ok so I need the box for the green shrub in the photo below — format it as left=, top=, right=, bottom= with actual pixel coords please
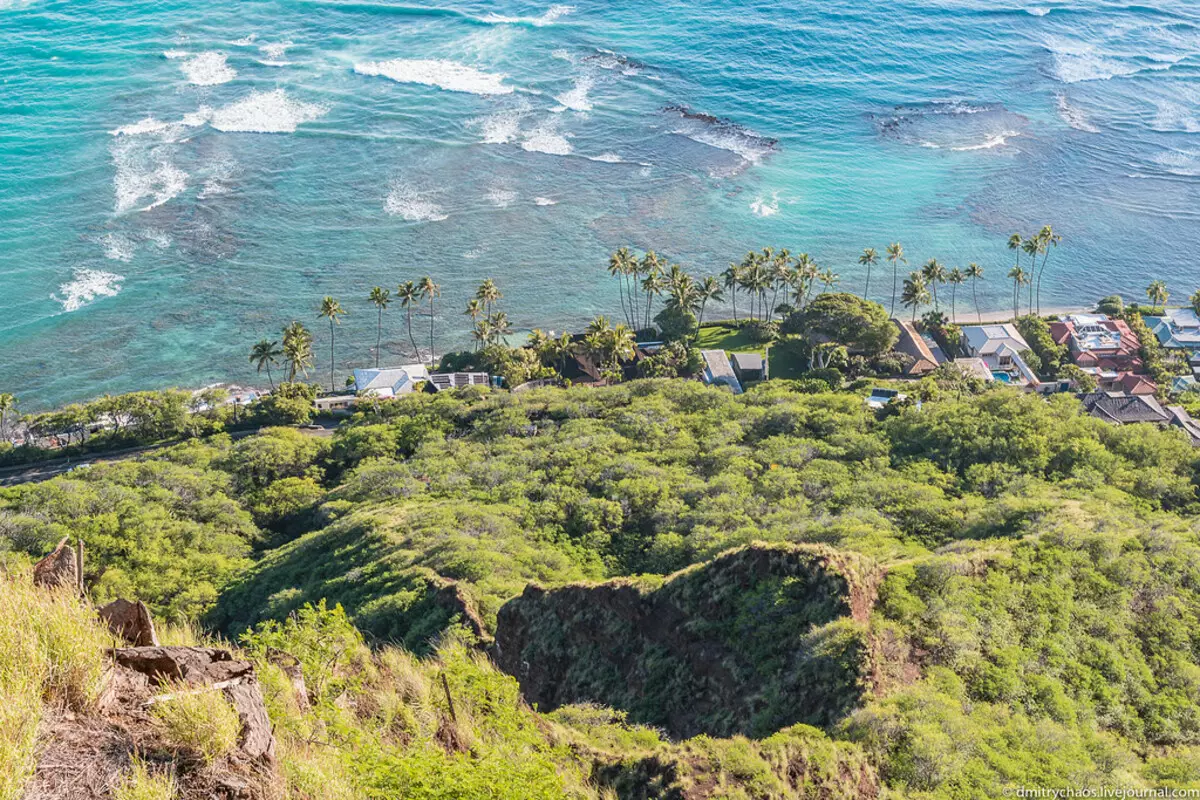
left=150, top=686, right=241, bottom=764
left=112, top=758, right=177, bottom=800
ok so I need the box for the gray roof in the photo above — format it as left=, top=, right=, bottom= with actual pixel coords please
left=700, top=350, right=743, bottom=394
left=428, top=372, right=490, bottom=391
left=730, top=352, right=764, bottom=371
left=1078, top=392, right=1169, bottom=425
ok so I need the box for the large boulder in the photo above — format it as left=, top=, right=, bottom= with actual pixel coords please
left=98, top=598, right=159, bottom=647
left=110, top=646, right=253, bottom=685
left=112, top=646, right=276, bottom=767
left=33, top=536, right=79, bottom=591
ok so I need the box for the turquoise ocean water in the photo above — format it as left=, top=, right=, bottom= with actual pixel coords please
left=2, top=0, right=1199, bottom=406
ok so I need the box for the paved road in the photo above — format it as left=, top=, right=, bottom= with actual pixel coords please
left=0, top=422, right=337, bottom=487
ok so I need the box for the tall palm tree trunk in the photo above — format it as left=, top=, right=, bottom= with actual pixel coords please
left=406, top=309, right=419, bottom=359
left=428, top=298, right=436, bottom=367
left=891, top=264, right=898, bottom=318
left=865, top=266, right=871, bottom=302
left=973, top=280, right=981, bottom=324
left=266, top=363, right=275, bottom=391
left=376, top=308, right=383, bottom=368
left=329, top=320, right=336, bottom=393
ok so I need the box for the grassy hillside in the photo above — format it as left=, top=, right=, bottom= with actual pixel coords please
left=4, top=378, right=1200, bottom=796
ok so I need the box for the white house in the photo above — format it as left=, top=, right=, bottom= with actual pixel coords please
left=352, top=364, right=431, bottom=398
left=960, top=324, right=1040, bottom=388
left=700, top=350, right=743, bottom=394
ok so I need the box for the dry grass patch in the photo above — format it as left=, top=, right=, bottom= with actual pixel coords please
left=149, top=684, right=241, bottom=765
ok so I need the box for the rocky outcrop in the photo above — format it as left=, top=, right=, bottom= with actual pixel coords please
left=494, top=543, right=882, bottom=739
left=33, top=536, right=80, bottom=591
left=98, top=598, right=159, bottom=646
left=112, top=646, right=276, bottom=766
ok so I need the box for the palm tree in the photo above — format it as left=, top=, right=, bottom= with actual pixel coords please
left=947, top=267, right=965, bottom=324
left=768, top=248, right=791, bottom=319
left=249, top=339, right=283, bottom=390
left=965, top=263, right=985, bottom=324
left=526, top=328, right=551, bottom=361
left=418, top=276, right=440, bottom=368
left=472, top=318, right=493, bottom=351
left=369, top=286, right=391, bottom=368
left=396, top=281, right=422, bottom=359
left=0, top=393, right=16, bottom=443
left=1033, top=225, right=1061, bottom=315
left=794, top=253, right=818, bottom=311
left=818, top=269, right=839, bottom=294
left=921, top=259, right=946, bottom=311
left=642, top=271, right=666, bottom=331
left=476, top=278, right=502, bottom=317
left=488, top=311, right=513, bottom=344
left=640, top=251, right=664, bottom=330
left=1007, top=233, right=1024, bottom=313
left=318, top=296, right=347, bottom=393
left=606, top=323, right=636, bottom=371
left=551, top=331, right=574, bottom=375
left=886, top=243, right=906, bottom=318
left=1007, top=266, right=1028, bottom=320
left=901, top=272, right=931, bottom=322
left=282, top=321, right=314, bottom=382
left=696, top=275, right=724, bottom=332
left=721, top=263, right=742, bottom=323
left=1021, top=237, right=1040, bottom=313
left=1146, top=280, right=1169, bottom=314
left=858, top=247, right=878, bottom=301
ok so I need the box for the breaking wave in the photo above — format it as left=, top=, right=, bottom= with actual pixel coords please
left=521, top=122, right=572, bottom=155
left=480, top=4, right=573, bottom=26
left=385, top=183, right=448, bottom=221
left=209, top=90, right=327, bottom=133
left=54, top=269, right=124, bottom=312
left=355, top=59, right=513, bottom=95
left=180, top=52, right=237, bottom=85
left=664, top=106, right=777, bottom=164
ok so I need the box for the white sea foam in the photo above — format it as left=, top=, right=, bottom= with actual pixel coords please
left=675, top=127, right=770, bottom=163
left=474, top=103, right=528, bottom=144
left=163, top=49, right=191, bottom=59
left=354, top=59, right=513, bottom=95
left=551, top=49, right=573, bottom=62
left=110, top=117, right=171, bottom=137
left=1055, top=93, right=1100, bottom=133
left=950, top=131, right=1020, bottom=151
left=522, top=122, right=572, bottom=155
left=533, top=197, right=557, bottom=206
left=181, top=106, right=214, bottom=127
left=257, top=59, right=292, bottom=67
left=1152, top=100, right=1200, bottom=134
left=1153, top=149, right=1200, bottom=177
left=385, top=183, right=448, bottom=221
left=145, top=229, right=172, bottom=249
left=554, top=75, right=593, bottom=112
left=180, top=52, right=237, bottom=85
left=587, top=152, right=624, bottom=163
left=1025, top=7, right=1050, bottom=16
left=209, top=90, right=326, bottom=133
left=750, top=193, right=779, bottom=217
left=481, top=4, right=573, bottom=26
left=260, top=40, right=293, bottom=60
left=488, top=187, right=517, bottom=208
left=232, top=34, right=258, bottom=46
left=112, top=141, right=188, bottom=213
left=100, top=233, right=136, bottom=262
left=54, top=269, right=124, bottom=312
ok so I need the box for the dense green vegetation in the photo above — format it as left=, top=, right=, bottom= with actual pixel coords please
left=4, top=377, right=1200, bottom=797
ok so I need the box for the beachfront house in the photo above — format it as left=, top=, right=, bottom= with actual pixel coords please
left=700, top=350, right=743, bottom=394
left=953, top=357, right=995, bottom=383
left=960, top=324, right=1040, bottom=388
left=1078, top=392, right=1170, bottom=426
left=730, top=352, right=766, bottom=384
left=1146, top=308, right=1200, bottom=350
left=1048, top=313, right=1148, bottom=392
left=428, top=372, right=491, bottom=392
left=891, top=320, right=939, bottom=377
left=352, top=364, right=431, bottom=398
